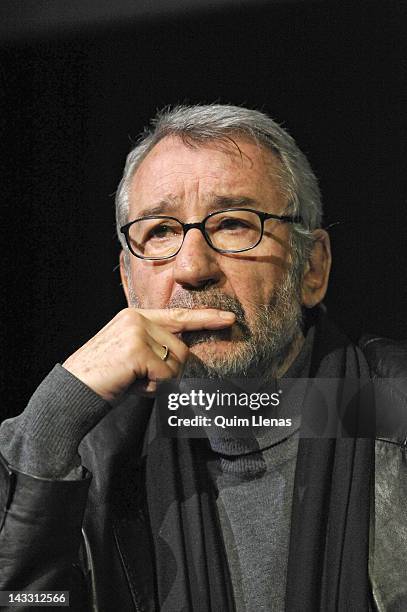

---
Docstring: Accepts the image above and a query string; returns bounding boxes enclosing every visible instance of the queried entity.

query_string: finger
[128,378,158,397]
[136,344,178,383]
[148,338,181,377]
[144,323,189,364]
[136,308,236,333]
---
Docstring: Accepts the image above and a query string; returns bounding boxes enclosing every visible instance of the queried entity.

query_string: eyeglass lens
[127,210,265,258]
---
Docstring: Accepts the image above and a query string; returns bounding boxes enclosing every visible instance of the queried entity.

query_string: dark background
[1,1,406,420]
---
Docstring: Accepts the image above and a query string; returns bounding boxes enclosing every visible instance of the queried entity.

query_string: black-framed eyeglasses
[120,208,303,261]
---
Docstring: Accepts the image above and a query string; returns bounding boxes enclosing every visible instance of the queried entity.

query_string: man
[0,105,405,611]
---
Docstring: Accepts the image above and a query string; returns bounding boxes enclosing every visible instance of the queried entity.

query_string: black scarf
[145,312,375,611]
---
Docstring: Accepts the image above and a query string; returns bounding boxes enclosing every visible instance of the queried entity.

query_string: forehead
[128,135,287,216]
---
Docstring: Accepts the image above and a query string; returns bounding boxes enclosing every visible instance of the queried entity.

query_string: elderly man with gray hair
[0,104,406,611]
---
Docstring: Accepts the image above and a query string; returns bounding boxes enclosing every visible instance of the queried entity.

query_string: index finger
[135,308,236,333]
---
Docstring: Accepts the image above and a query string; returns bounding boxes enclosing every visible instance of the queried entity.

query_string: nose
[173,227,223,289]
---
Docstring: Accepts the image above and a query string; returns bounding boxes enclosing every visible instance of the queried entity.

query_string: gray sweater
[205,332,312,611]
[0,365,109,478]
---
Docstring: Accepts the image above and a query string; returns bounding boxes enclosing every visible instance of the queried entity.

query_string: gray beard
[127,271,303,380]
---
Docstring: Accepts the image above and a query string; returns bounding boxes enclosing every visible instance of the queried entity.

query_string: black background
[1,1,406,420]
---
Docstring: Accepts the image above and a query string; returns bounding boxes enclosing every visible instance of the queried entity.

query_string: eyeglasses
[120,208,303,260]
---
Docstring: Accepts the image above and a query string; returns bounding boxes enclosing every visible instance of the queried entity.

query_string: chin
[182,330,250,377]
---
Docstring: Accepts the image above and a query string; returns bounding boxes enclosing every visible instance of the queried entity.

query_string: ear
[300,229,332,308]
[119,250,131,306]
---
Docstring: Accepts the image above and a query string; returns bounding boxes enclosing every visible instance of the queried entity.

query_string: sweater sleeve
[0,364,110,479]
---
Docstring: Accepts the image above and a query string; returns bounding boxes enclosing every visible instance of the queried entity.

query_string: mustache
[165,289,250,336]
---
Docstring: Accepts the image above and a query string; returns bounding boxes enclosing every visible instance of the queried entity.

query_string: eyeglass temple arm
[262,212,303,224]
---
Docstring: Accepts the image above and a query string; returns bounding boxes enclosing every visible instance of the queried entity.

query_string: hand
[63,307,235,401]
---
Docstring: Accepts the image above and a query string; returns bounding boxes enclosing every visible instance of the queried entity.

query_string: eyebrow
[136,195,261,218]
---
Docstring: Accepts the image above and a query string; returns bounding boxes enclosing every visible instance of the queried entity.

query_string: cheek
[222,260,287,311]
[223,232,292,306]
[130,262,175,308]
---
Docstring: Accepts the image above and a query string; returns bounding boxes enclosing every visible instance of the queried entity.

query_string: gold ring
[160,344,170,361]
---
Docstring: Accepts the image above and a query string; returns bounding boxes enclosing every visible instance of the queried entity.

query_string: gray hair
[115,104,323,280]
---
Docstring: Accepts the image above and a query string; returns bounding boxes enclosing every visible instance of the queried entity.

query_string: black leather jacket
[0,337,406,612]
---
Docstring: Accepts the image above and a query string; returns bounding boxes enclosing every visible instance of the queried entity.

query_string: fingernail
[218,311,235,320]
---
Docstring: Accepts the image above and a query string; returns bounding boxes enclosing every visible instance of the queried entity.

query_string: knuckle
[118,307,132,319]
[171,308,187,322]
[119,308,144,326]
[117,308,134,325]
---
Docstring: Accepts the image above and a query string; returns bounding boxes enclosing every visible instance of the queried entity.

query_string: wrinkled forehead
[128,134,289,217]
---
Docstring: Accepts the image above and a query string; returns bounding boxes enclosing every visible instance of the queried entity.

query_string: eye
[146,222,180,241]
[217,217,252,231]
[149,224,171,238]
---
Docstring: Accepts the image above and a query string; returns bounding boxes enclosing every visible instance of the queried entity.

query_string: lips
[181,327,233,347]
